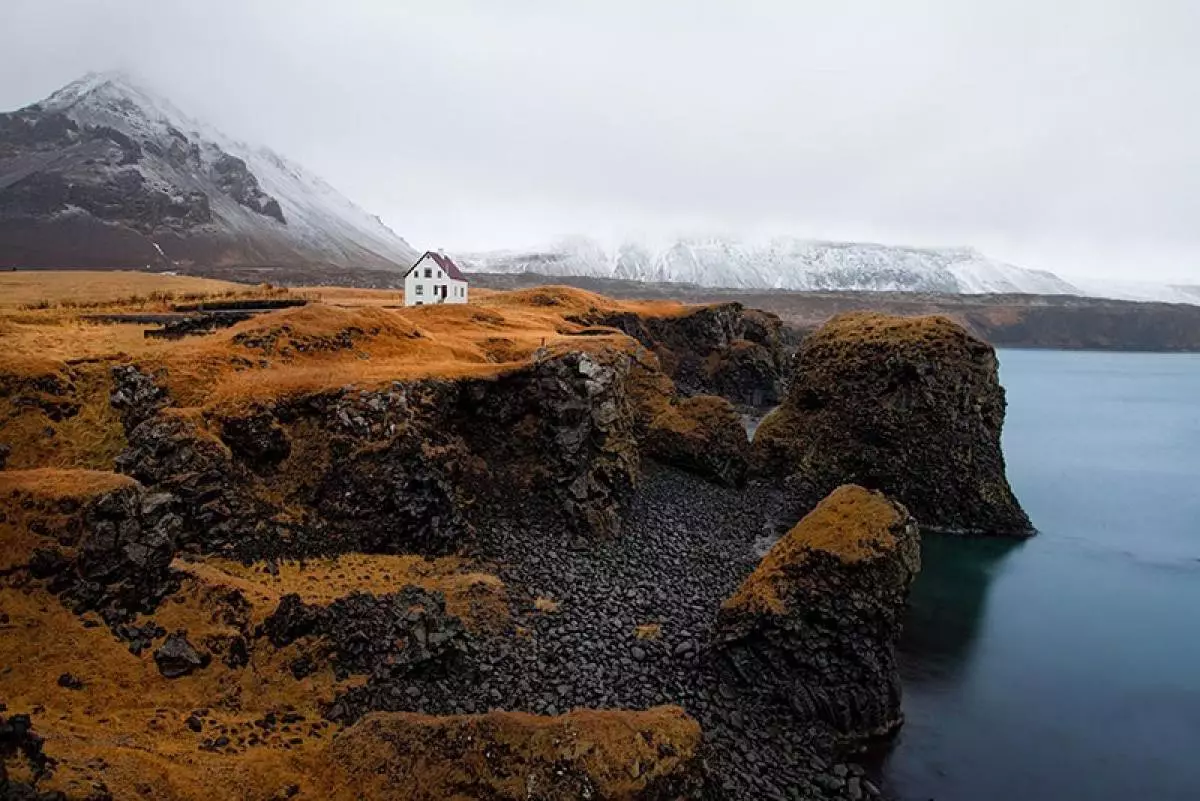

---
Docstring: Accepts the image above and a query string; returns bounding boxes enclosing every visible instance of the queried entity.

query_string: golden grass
[634,623,662,640]
[177,555,509,633]
[0,270,256,310]
[322,706,700,801]
[0,360,128,470]
[0,584,351,801]
[723,485,904,615]
[533,597,561,614]
[0,467,137,500]
[809,311,971,351]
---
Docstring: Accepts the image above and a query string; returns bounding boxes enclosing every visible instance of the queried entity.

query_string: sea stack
[753,312,1032,536]
[715,485,921,740]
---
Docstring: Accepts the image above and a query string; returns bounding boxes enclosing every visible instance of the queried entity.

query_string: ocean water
[881,349,1200,801]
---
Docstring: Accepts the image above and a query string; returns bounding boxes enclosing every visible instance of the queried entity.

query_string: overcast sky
[4,1,1199,282]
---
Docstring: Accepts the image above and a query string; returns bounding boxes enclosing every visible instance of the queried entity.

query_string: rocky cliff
[571,301,787,407]
[715,485,920,741]
[754,312,1032,536]
[113,348,640,562]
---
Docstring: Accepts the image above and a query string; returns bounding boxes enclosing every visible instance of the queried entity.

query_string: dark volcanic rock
[263,586,466,688]
[37,483,183,623]
[753,312,1032,536]
[575,302,787,408]
[0,713,52,790]
[114,350,639,561]
[322,706,707,801]
[108,365,168,430]
[645,395,750,486]
[715,485,920,741]
[153,632,210,678]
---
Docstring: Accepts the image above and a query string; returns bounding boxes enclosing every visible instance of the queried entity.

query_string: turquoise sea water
[881,349,1200,801]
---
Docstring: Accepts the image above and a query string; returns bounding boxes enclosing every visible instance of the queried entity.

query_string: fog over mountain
[2,1,1199,287]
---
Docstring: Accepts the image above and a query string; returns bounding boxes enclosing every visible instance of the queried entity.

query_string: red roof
[407,251,468,282]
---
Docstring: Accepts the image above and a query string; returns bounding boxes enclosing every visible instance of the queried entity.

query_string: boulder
[153,631,210,678]
[645,395,750,486]
[715,485,920,741]
[753,312,1032,536]
[321,706,705,801]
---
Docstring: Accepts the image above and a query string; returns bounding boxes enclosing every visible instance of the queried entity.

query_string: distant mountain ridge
[0,72,418,271]
[461,236,1200,305]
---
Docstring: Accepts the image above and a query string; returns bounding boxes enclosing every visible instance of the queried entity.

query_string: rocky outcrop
[321,706,706,801]
[263,586,467,689]
[753,312,1032,536]
[715,485,920,741]
[573,302,787,407]
[645,395,750,486]
[23,481,182,624]
[113,350,639,561]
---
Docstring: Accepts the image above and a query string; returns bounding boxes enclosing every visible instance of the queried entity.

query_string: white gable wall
[404,255,469,306]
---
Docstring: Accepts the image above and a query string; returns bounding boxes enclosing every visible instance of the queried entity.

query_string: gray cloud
[3,0,1199,281]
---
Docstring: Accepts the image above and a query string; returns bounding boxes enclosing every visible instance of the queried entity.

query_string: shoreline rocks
[715,484,921,742]
[753,312,1033,536]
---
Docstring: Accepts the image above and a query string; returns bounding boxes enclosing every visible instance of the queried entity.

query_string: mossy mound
[322,705,705,800]
[753,312,1032,536]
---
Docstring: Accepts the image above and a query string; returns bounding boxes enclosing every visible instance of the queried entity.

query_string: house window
[437,270,443,279]
[415,300,423,305]
[424,267,432,278]
[414,284,423,295]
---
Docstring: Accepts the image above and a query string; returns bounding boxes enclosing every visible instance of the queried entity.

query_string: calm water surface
[881,349,1200,801]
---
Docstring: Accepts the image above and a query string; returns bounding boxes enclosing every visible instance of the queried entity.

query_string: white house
[403,251,469,306]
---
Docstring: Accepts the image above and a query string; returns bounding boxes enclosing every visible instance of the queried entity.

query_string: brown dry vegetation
[0,270,281,311]
[320,706,701,801]
[0,271,717,800]
[723,485,904,615]
[177,555,509,634]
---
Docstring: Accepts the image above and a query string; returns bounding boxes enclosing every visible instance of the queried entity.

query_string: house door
[440,285,448,301]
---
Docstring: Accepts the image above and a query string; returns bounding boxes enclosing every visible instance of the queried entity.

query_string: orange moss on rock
[0,469,138,571]
[0,359,128,471]
[320,705,703,801]
[723,485,915,616]
[0,585,350,801]
[176,555,509,634]
[0,467,137,500]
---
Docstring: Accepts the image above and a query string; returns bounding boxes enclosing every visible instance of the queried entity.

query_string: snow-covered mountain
[0,72,418,271]
[460,236,1086,296]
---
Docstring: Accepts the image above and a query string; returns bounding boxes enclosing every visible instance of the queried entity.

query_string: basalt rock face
[645,395,750,486]
[113,350,639,561]
[322,706,707,801]
[753,312,1032,536]
[30,483,183,623]
[715,485,920,741]
[263,587,467,688]
[575,303,787,408]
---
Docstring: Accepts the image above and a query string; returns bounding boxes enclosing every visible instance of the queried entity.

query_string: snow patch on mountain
[460,236,1086,296]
